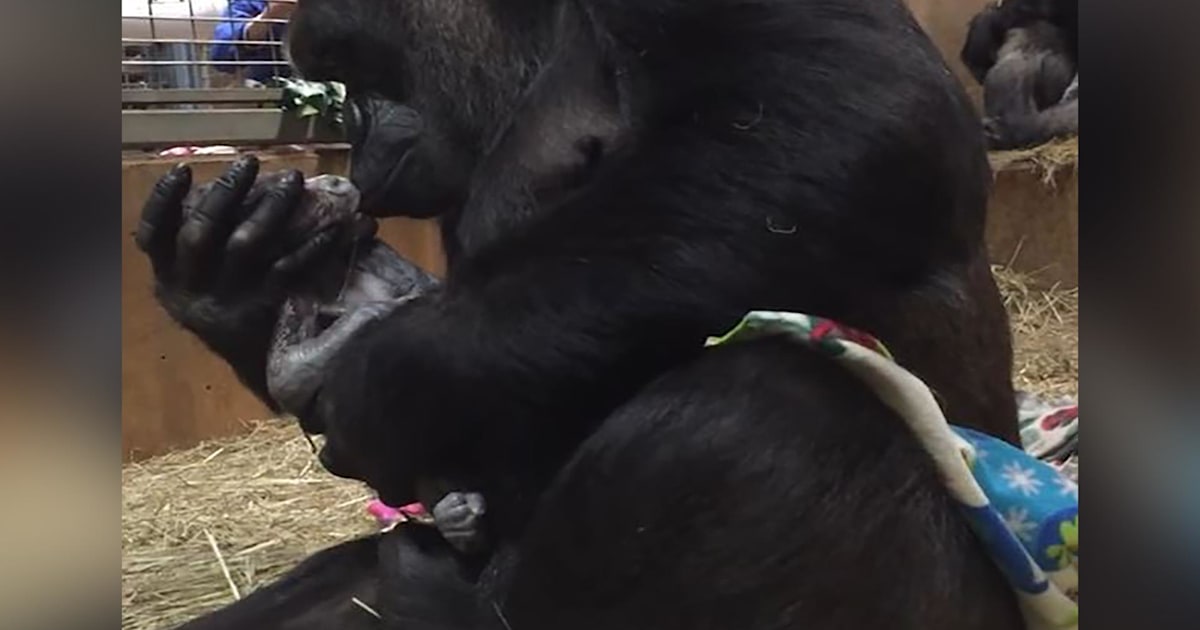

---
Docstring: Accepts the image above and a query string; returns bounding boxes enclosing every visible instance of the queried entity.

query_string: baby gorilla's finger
[220,170,303,291]
[135,163,192,279]
[175,155,261,289]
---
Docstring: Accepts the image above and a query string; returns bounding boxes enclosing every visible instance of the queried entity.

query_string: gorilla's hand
[135,155,349,407]
[982,116,1006,148]
[268,298,408,425]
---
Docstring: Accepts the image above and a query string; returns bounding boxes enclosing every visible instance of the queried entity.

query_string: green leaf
[276,78,347,126]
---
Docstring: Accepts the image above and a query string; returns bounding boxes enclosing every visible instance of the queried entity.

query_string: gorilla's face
[287,0,548,218]
[337,96,469,219]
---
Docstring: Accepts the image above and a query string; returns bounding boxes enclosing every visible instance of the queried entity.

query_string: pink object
[398,502,430,519]
[366,499,433,529]
[366,500,403,526]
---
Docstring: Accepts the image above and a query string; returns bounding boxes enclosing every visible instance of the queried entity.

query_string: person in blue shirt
[210,1,294,85]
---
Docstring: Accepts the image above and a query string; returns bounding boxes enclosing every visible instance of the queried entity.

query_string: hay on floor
[121,421,375,630]
[994,265,1079,398]
[121,267,1078,630]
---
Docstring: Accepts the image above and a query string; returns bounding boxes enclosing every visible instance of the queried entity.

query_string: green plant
[273,78,347,126]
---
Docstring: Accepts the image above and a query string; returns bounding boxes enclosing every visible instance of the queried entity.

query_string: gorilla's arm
[961,3,1009,83]
[308,134,892,521]
[985,90,1078,149]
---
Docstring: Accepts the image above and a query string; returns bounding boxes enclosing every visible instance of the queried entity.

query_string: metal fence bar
[123,109,345,148]
[125,16,291,25]
[122,88,285,104]
[122,0,310,144]
[123,38,286,46]
[124,60,291,66]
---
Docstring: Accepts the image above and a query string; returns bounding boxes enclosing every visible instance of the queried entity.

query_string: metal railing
[121,1,344,149]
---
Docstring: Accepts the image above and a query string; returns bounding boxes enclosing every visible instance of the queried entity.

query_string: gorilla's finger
[267,228,340,285]
[176,155,260,288]
[135,163,192,277]
[221,170,303,289]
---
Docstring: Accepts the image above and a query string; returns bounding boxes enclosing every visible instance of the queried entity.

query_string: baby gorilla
[181,172,489,556]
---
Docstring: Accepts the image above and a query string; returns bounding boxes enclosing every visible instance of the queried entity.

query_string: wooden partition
[122,148,445,461]
[986,157,1079,287]
[906,0,995,109]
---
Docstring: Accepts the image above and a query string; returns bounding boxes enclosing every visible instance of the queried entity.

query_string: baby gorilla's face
[182,172,375,254]
[258,170,442,460]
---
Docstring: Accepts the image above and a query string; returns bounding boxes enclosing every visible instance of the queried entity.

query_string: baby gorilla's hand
[431,492,489,556]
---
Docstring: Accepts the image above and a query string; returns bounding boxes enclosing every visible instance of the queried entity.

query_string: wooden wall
[987,159,1079,287]
[122,148,445,461]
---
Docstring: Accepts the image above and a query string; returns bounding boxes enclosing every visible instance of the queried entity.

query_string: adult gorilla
[960,0,1079,149]
[145,0,1023,627]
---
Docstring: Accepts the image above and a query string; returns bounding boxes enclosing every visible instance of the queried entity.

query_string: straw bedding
[988,136,1079,187]
[121,424,375,630]
[122,265,1078,630]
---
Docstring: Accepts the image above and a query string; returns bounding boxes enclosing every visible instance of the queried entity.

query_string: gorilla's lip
[355,148,417,217]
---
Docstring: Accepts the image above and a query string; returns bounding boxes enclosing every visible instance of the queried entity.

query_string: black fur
[180,340,1024,630]
[143,0,1025,627]
[286,0,1018,514]
[492,338,1023,629]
